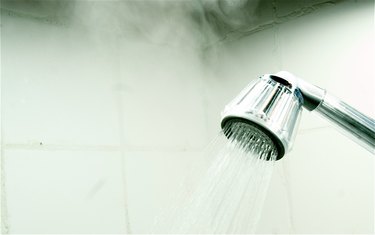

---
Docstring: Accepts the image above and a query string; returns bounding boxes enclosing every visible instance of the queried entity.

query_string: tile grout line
[112,39,132,234]
[298,125,332,134]
[3,143,205,153]
[0,14,10,232]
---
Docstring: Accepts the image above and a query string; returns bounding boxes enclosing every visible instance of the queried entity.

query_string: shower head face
[222,119,280,161]
[221,74,303,160]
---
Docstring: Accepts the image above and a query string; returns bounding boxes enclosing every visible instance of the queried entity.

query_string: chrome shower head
[221,71,375,160]
[221,72,303,160]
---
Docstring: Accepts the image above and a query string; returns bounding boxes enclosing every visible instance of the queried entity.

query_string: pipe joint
[274,71,325,111]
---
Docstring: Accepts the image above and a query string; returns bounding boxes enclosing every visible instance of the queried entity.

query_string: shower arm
[276,71,375,153]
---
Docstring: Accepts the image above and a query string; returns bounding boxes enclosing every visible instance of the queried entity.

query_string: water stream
[154,122,277,233]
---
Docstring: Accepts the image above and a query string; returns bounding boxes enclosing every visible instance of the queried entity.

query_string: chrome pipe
[276,71,375,153]
[316,93,375,153]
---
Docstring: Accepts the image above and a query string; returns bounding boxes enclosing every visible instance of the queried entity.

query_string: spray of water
[153,122,277,233]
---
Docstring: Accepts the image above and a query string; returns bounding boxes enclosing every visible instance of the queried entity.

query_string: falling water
[154,121,278,234]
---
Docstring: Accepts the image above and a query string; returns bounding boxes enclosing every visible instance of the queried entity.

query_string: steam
[31,0,260,49]
[1,0,265,54]
[72,0,214,49]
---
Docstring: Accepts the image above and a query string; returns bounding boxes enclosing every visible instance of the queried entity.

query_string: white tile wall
[1,14,129,234]
[1,16,121,146]
[4,149,128,234]
[285,127,373,234]
[124,150,203,233]
[1,0,374,234]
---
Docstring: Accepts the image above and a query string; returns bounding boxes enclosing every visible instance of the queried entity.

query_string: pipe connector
[274,71,326,111]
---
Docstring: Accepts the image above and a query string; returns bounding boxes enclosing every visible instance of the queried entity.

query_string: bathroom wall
[212,1,374,233]
[1,0,374,234]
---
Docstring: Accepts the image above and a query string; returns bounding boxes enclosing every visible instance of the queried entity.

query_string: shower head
[221,71,375,160]
[221,72,304,160]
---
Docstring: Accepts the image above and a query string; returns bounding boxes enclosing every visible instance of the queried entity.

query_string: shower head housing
[221,72,305,160]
